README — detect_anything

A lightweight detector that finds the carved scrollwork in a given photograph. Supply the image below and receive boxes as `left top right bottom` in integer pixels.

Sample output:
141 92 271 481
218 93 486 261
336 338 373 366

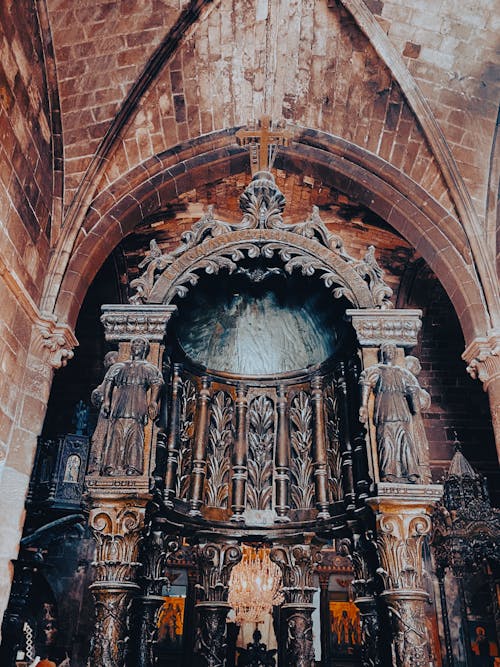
205 391 234 509
286 611 315 667
140 530 179 596
197 604 229 667
88 588 130 667
270 543 322 605
196 542 242 603
129 171 393 311
247 395 275 510
290 391 314 510
384 592 431 667
89 504 146 583
375 512 431 592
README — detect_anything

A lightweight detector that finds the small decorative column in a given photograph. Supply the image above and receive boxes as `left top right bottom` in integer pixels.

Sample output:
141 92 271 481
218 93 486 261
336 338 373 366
367 486 442 667
340 532 383 667
128 530 179 667
275 384 291 522
86 305 176 667
195 541 242 667
188 376 211 517
231 383 248 523
317 572 330 667
463 334 500 463
311 375 331 520
271 540 322 667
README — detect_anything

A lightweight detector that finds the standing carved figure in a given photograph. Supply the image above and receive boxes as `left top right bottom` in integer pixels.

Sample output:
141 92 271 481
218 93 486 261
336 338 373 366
87 350 118 475
359 343 425 483
98 337 164 476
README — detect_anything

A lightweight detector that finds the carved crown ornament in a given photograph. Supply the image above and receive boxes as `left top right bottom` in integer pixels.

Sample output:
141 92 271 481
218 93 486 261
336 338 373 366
129 171 393 310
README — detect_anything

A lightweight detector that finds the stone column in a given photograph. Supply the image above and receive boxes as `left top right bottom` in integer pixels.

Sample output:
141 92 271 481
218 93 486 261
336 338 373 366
87 497 147 667
367 485 442 667
318 572 330 667
195 541 242 667
462 334 500 463
271 541 322 667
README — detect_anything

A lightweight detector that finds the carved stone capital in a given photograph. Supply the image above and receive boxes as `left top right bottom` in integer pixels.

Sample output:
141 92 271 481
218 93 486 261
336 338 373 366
462 333 500 389
101 304 177 342
195 542 242 603
34 314 79 368
140 530 179 596
367 485 442 592
88 500 148 584
346 309 422 348
271 542 322 605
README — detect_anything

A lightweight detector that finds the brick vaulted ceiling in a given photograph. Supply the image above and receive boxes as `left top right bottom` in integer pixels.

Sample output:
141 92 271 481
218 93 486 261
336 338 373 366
40 0 499 342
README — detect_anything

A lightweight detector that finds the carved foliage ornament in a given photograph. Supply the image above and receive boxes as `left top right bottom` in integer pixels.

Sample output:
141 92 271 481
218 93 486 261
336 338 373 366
270 543 322 605
205 391 234 509
129 172 393 309
196 542 242 603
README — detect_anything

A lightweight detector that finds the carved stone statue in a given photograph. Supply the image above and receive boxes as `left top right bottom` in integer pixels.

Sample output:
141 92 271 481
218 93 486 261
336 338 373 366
87 350 118 475
97 337 164 476
359 343 426 483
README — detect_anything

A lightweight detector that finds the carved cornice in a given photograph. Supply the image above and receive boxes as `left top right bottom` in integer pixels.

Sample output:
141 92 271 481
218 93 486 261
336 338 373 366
101 304 177 342
462 333 500 389
34 313 79 369
346 309 422 348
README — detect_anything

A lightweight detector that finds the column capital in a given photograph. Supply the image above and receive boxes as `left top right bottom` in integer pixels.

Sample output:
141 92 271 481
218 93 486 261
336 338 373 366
34 313 78 369
346 309 422 348
462 332 500 389
101 304 177 342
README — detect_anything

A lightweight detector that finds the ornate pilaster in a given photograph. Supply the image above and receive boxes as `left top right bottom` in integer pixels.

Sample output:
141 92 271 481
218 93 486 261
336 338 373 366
367 484 442 667
195 541 242 667
87 498 149 667
463 333 500 462
270 541 322 667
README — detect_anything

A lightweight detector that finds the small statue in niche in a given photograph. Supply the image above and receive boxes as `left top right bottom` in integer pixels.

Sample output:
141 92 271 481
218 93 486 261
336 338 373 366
95 337 164 476
72 400 89 435
359 343 428 484
87 350 119 475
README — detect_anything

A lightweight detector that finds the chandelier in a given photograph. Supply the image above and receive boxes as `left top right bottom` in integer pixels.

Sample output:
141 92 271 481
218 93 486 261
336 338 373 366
228 545 283 625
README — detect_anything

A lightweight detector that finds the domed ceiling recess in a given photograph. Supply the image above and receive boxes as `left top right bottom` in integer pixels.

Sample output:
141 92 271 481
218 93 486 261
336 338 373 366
175 269 350 376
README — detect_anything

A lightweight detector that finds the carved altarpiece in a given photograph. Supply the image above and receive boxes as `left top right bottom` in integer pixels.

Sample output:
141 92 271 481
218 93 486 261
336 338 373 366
84 167 444 667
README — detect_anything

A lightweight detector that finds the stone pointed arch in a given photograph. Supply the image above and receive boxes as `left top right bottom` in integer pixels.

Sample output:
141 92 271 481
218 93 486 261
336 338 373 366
337 0 500 331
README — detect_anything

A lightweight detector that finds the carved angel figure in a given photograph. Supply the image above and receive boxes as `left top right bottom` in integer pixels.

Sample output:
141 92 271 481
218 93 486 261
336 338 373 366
97 337 163 476
359 343 426 484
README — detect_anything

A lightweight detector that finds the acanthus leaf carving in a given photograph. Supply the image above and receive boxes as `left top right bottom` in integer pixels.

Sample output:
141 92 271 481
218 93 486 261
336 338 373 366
35 314 78 369
196 542 242 603
290 391 314 510
247 395 274 510
205 391 234 508
176 377 197 500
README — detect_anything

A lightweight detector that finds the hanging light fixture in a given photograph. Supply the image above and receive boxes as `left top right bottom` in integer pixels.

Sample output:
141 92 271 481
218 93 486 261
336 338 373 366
228 545 283 625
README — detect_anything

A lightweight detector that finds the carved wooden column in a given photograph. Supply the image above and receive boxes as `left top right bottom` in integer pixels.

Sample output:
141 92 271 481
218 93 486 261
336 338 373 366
128 530 179 667
271 541 321 667
311 375 331 520
164 363 183 507
463 334 500 463
275 384 291 522
194 541 242 667
182 567 199 667
367 487 442 667
87 498 147 667
189 376 211 517
318 572 330 667
231 383 248 523
86 305 176 667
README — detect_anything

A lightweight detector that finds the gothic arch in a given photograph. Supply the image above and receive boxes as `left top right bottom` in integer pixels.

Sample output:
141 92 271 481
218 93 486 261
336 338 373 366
51 132 489 344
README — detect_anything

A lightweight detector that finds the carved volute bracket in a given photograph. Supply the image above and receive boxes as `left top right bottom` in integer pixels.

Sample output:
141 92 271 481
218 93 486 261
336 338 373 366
367 485 442 667
463 333 500 462
34 313 79 369
194 542 242 667
270 541 322 667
